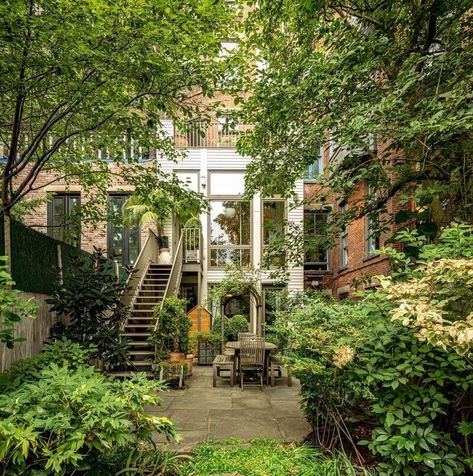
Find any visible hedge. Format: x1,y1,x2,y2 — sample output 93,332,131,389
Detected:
0,218,124,295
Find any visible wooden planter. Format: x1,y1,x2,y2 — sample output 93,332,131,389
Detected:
198,340,220,365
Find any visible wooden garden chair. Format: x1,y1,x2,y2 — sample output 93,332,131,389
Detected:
239,336,265,391
267,354,293,387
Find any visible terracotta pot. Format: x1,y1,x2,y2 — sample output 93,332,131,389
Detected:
168,352,186,362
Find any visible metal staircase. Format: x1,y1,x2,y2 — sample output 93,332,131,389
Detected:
110,264,172,377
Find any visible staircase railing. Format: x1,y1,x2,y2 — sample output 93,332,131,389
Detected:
122,229,160,307
153,233,184,356
183,227,202,263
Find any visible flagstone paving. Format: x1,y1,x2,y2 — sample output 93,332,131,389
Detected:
147,365,311,452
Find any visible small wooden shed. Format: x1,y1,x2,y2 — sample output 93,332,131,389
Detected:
187,305,211,335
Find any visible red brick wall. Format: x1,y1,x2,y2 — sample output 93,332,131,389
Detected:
303,144,406,297
16,162,154,255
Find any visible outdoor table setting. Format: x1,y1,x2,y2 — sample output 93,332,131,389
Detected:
225,339,277,380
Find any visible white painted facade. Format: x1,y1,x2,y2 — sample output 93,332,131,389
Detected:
157,120,304,330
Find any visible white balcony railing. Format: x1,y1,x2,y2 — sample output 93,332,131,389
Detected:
174,122,251,148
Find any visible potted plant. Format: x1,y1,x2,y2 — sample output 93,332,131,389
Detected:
122,184,206,264
148,296,191,362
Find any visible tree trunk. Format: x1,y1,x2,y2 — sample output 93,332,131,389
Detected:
3,207,12,274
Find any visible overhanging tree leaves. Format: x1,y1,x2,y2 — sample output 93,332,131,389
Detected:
238,0,473,235
0,0,234,265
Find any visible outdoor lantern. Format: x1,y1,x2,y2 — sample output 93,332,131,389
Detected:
224,206,236,219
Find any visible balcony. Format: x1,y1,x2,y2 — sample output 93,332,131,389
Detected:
174,121,251,148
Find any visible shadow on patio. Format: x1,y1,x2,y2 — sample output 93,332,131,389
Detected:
148,365,311,452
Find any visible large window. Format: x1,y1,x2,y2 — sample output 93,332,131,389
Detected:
365,185,380,257
107,194,140,267
262,200,285,266
47,193,81,247
304,210,329,270
209,200,251,267
304,151,324,180
339,203,348,268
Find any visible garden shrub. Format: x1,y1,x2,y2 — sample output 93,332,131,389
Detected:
48,249,129,368
212,313,249,342
0,363,175,475
149,296,191,361
0,337,93,390
271,224,473,474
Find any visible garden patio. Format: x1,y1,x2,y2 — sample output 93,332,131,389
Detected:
149,365,310,452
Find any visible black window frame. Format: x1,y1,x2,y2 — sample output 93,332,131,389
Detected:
47,192,81,247
107,193,141,268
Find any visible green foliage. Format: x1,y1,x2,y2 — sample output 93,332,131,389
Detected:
181,439,372,476
149,296,192,359
0,257,37,348
381,222,473,280
272,228,473,474
0,0,234,229
0,364,175,475
123,182,208,236
238,0,473,233
213,314,249,342
48,250,129,368
0,338,93,391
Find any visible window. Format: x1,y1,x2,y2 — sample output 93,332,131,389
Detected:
209,200,251,267
365,185,380,257
304,152,324,180
263,286,286,331
304,210,329,270
262,200,285,266
339,203,348,268
107,194,140,267
47,193,81,246
209,171,245,196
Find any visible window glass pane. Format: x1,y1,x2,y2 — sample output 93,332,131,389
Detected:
128,228,140,266
262,201,285,245
209,172,245,196
304,211,328,266
210,249,250,267
210,200,250,246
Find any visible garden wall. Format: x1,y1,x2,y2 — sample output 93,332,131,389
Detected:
0,292,54,372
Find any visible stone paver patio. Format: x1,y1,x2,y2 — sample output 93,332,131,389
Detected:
147,365,311,451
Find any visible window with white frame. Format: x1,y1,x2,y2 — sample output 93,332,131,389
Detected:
339,203,348,268
262,200,285,266
365,185,380,256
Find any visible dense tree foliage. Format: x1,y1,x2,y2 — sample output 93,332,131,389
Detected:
238,0,473,232
0,0,234,261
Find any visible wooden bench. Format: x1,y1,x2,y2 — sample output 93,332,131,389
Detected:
267,354,292,387
212,354,235,387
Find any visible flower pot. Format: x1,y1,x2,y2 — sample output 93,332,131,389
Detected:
168,351,186,362
186,354,194,376
158,247,172,264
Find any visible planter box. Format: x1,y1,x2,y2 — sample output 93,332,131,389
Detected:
198,340,220,365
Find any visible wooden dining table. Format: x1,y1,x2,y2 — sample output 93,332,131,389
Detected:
225,340,277,379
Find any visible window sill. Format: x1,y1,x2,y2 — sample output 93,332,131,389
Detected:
363,254,382,263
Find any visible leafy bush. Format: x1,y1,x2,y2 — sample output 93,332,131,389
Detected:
0,257,37,348
0,337,93,390
48,249,129,368
181,439,373,476
149,296,191,360
0,364,175,475
212,314,249,342
271,225,473,474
